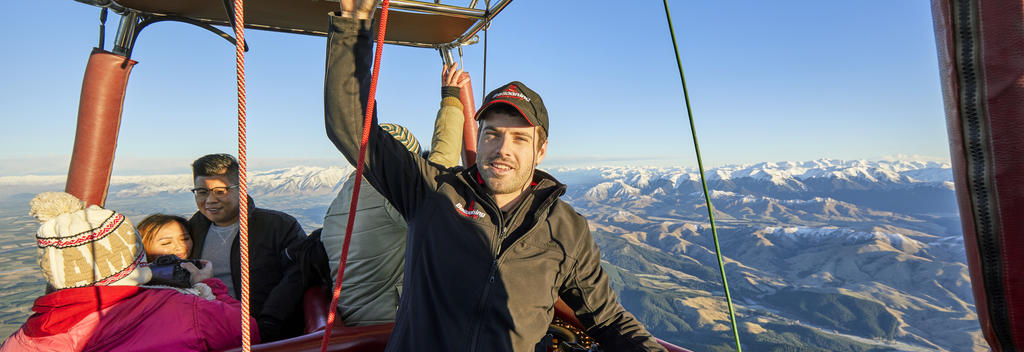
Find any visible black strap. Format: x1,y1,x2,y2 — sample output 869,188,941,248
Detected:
98,8,107,50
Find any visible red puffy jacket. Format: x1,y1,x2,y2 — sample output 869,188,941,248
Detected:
1,279,258,351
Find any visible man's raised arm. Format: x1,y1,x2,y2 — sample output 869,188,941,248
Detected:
425,63,468,167
323,1,443,218
324,3,375,166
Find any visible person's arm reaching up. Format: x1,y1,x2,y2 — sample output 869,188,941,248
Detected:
324,1,376,168
324,1,442,217
426,63,468,168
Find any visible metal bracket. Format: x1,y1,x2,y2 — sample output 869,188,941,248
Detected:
111,11,141,56
123,15,250,60
439,46,456,66
104,0,249,59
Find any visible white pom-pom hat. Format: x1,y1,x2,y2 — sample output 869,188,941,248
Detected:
30,192,152,289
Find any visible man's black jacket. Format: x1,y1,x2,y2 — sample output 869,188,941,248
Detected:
324,13,666,352
188,197,307,342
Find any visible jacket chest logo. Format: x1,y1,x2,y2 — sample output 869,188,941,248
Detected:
455,203,486,219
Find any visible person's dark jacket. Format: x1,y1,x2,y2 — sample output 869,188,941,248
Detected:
188,197,307,342
324,13,666,352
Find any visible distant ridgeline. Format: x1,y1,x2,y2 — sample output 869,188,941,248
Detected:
0,158,983,351
553,159,978,351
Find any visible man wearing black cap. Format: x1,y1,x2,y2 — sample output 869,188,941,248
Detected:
323,1,666,351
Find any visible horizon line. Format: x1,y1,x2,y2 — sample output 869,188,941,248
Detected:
0,154,952,178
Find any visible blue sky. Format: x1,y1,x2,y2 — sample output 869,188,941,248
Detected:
0,0,948,175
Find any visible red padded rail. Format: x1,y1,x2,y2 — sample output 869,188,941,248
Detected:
65,49,136,207
458,72,478,165
220,324,393,352
303,286,331,334
220,299,689,352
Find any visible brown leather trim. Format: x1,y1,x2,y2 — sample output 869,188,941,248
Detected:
65,49,136,207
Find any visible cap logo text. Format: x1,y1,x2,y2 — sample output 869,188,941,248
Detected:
492,85,530,102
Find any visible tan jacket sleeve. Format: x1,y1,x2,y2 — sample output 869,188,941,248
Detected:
426,96,465,168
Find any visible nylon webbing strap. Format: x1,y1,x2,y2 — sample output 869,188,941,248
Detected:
321,2,393,351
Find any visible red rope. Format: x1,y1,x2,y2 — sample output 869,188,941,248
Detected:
231,0,250,350
321,3,392,351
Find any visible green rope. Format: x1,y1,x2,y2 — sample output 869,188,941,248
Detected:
662,1,742,351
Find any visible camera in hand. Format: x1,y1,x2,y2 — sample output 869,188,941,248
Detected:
147,254,204,288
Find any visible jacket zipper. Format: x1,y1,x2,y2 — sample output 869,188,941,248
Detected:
469,198,561,350
498,192,559,260
462,172,563,350
472,197,560,350
491,196,559,273
468,212,504,351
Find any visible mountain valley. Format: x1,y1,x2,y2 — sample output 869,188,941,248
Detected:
0,158,985,350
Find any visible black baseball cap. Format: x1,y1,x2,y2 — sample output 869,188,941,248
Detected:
474,81,548,135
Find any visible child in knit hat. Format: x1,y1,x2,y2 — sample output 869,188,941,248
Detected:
1,192,259,352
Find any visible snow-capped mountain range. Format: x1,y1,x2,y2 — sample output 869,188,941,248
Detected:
0,166,354,198
553,158,953,196
0,157,981,350
0,157,952,199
